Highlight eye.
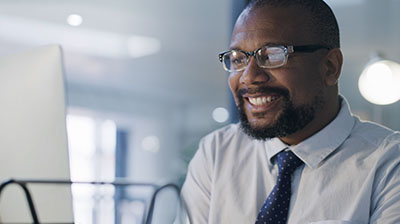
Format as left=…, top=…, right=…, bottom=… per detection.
left=257, top=46, right=287, bottom=68
left=231, top=57, right=246, bottom=65
left=229, top=51, right=247, bottom=65
left=221, top=50, right=249, bottom=72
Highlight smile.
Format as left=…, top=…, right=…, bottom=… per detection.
left=248, top=95, right=280, bottom=106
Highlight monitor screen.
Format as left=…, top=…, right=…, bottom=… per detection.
left=0, top=45, right=73, bottom=223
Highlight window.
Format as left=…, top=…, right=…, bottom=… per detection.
left=67, top=114, right=117, bottom=224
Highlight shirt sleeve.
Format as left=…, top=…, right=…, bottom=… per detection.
left=180, top=137, right=215, bottom=224
left=369, top=134, right=400, bottom=224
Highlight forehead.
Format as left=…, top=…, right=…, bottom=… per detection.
left=231, top=5, right=315, bottom=50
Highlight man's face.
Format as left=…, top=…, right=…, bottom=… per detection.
left=229, top=6, right=329, bottom=141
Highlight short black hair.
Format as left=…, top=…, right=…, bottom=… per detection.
left=245, top=0, right=340, bottom=48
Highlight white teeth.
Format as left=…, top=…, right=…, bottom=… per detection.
left=248, top=96, right=279, bottom=106
left=262, top=97, right=267, bottom=104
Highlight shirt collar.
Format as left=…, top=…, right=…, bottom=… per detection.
left=264, top=137, right=288, bottom=161
left=264, top=96, right=355, bottom=169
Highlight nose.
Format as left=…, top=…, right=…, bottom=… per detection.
left=239, top=56, right=271, bottom=85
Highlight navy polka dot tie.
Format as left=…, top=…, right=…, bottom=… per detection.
left=255, top=150, right=303, bottom=224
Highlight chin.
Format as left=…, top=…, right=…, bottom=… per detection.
left=238, top=97, right=323, bottom=141
left=248, top=117, right=278, bottom=130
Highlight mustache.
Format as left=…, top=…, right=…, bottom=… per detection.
left=237, top=86, right=289, bottom=97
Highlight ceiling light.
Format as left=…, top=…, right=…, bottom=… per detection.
left=0, top=15, right=161, bottom=58
left=212, top=107, right=229, bottom=123
left=358, top=56, right=400, bottom=105
left=142, top=135, right=160, bottom=153
left=67, top=14, right=83, bottom=27
left=127, top=36, right=161, bottom=58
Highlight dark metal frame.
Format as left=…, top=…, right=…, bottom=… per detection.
left=218, top=45, right=331, bottom=72
left=0, top=178, right=180, bottom=224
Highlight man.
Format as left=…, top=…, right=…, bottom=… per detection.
left=180, top=0, right=400, bottom=223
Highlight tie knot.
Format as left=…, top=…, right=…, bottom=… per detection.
left=276, top=150, right=303, bottom=175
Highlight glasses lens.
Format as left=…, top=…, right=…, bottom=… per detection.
left=257, top=46, right=287, bottom=68
left=223, top=50, right=248, bottom=72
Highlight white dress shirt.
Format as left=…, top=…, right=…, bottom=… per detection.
left=180, top=97, right=400, bottom=224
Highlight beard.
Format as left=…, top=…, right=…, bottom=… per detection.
left=237, top=86, right=324, bottom=141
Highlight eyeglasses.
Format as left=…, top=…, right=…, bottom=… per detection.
left=218, top=45, right=330, bottom=72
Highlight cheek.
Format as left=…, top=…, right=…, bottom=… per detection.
left=228, top=73, right=241, bottom=102
left=282, top=69, right=324, bottom=104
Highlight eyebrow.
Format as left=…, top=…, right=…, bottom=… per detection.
left=229, top=42, right=290, bottom=51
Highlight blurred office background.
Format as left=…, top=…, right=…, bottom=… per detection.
left=0, top=0, right=399, bottom=223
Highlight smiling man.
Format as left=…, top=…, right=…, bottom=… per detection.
left=180, top=0, right=400, bottom=223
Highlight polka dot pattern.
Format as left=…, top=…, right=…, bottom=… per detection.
left=255, top=150, right=303, bottom=224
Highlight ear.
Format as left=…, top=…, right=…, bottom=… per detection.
left=323, top=48, right=343, bottom=86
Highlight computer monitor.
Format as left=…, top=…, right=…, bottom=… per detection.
left=0, top=45, right=73, bottom=223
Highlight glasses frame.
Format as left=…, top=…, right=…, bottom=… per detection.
left=218, top=45, right=331, bottom=72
